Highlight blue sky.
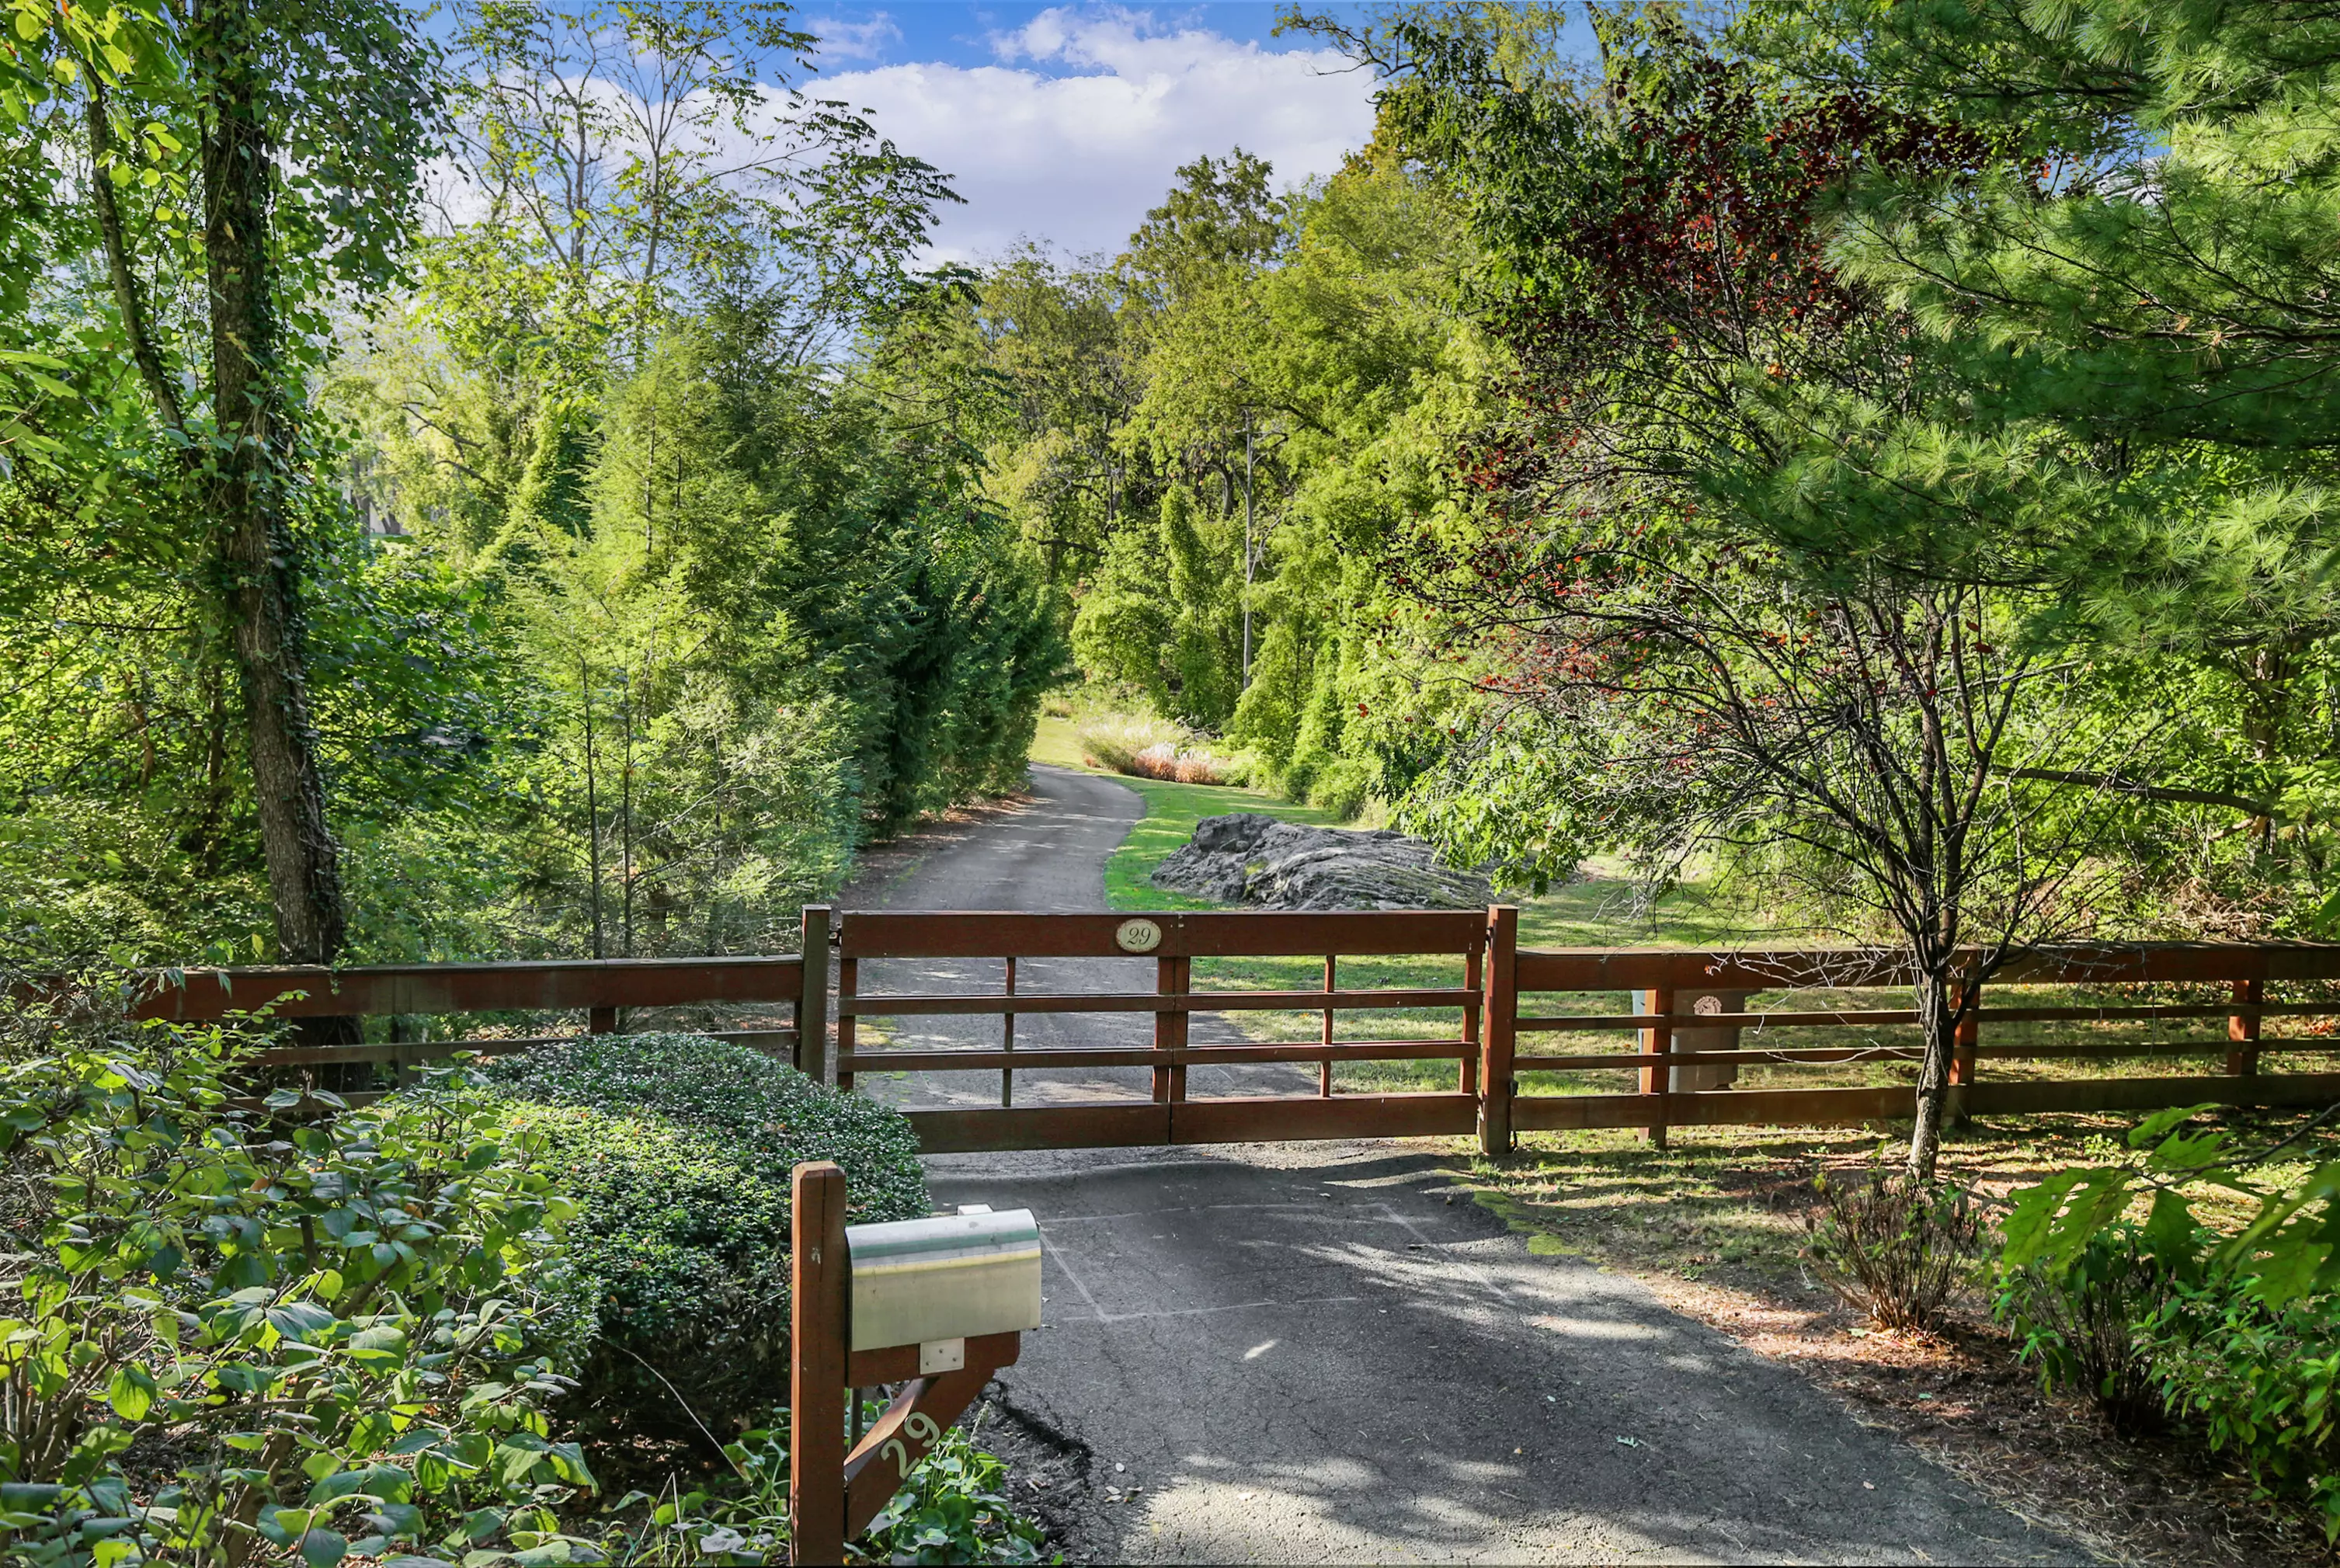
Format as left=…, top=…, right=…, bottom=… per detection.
left=808, top=2, right=1343, bottom=65
left=788, top=4, right=1383, bottom=261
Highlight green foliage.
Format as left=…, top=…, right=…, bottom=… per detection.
left=1072, top=487, right=1243, bottom=728
left=1741, top=0, right=2340, bottom=933
left=493, top=1103, right=794, bottom=1443
left=963, top=143, right=1481, bottom=814
left=856, top=1410, right=1047, bottom=1566
left=606, top=1403, right=1045, bottom=1565
left=481, top=1034, right=927, bottom=1439
left=2000, top=1106, right=2340, bottom=1310
left=1996, top=1225, right=2179, bottom=1429
left=0, top=1015, right=593, bottom=1566
left=0, top=0, right=1063, bottom=972
left=2143, top=1285, right=2340, bottom=1535
left=1999, top=1107, right=2340, bottom=1535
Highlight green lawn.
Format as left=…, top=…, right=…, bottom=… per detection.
left=1031, top=734, right=1765, bottom=1092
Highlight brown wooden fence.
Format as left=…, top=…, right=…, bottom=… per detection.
left=126, top=908, right=830, bottom=1102
left=99, top=906, right=2340, bottom=1150
left=1500, top=940, right=2340, bottom=1153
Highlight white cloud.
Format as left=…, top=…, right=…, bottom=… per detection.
left=806, top=7, right=1378, bottom=262
left=808, top=13, right=902, bottom=62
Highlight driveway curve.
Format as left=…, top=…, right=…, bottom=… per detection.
left=840, top=763, right=2085, bottom=1565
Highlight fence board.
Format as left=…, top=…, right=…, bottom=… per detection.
left=906, top=1104, right=1172, bottom=1153
left=840, top=909, right=1486, bottom=959
left=840, top=1039, right=1471, bottom=1073
left=837, top=986, right=1476, bottom=1017
left=1515, top=941, right=2340, bottom=995
left=134, top=956, right=805, bottom=1020
left=1172, top=1093, right=1476, bottom=1144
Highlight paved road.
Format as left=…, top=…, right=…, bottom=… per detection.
left=841, top=764, right=1310, bottom=1110
left=845, top=764, right=2085, bottom=1565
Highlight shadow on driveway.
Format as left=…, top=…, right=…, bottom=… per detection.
left=934, top=1142, right=2084, bottom=1566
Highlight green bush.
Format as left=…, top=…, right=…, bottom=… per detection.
left=2142, top=1283, right=2340, bottom=1533
left=1999, top=1105, right=2340, bottom=1538
left=1303, top=755, right=1378, bottom=819
left=0, top=1012, right=595, bottom=1567
left=607, top=1401, right=1045, bottom=1565
left=1803, top=1167, right=1982, bottom=1331
left=1998, top=1223, right=2178, bottom=1429
left=480, top=1034, right=929, bottom=1444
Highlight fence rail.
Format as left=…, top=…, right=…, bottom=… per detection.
left=110, top=909, right=829, bottom=1100
left=1500, top=940, right=2340, bottom=1149
left=78, top=907, right=2340, bottom=1151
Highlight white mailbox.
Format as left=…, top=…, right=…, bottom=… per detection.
left=846, top=1205, right=1042, bottom=1355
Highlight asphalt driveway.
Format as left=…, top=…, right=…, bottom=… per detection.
left=841, top=765, right=2086, bottom=1563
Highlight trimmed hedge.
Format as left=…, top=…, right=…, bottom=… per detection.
left=480, top=1032, right=928, bottom=1441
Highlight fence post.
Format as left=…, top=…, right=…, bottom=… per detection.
left=1320, top=955, right=1337, bottom=1098
left=2227, top=975, right=2264, bottom=1077
left=1948, top=972, right=1979, bottom=1123
left=1639, top=986, right=1674, bottom=1149
left=788, top=1160, right=848, bottom=1566
left=1155, top=954, right=1191, bottom=1104
left=587, top=1006, right=617, bottom=1035
left=390, top=1014, right=422, bottom=1088
left=1479, top=906, right=1518, bottom=1156
left=798, top=906, right=833, bottom=1082
left=1950, top=982, right=1979, bottom=1083
left=1003, top=955, right=1017, bottom=1110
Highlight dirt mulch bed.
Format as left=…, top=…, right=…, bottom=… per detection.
left=1464, top=1118, right=2340, bottom=1567
left=1636, top=1269, right=2324, bottom=1567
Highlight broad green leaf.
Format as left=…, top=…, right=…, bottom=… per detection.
left=300, top=1526, right=350, bottom=1566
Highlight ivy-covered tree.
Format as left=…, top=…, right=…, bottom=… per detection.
left=0, top=0, right=443, bottom=967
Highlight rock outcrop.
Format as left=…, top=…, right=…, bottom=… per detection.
left=1150, top=812, right=1492, bottom=911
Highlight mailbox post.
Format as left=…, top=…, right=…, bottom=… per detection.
left=787, top=1161, right=1041, bottom=1565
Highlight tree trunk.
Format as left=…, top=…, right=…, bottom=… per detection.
left=1906, top=964, right=1956, bottom=1181
left=198, top=0, right=349, bottom=972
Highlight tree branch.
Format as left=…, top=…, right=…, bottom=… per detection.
left=2006, top=767, right=2272, bottom=816
left=85, top=75, right=185, bottom=435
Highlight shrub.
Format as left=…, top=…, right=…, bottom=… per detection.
left=1076, top=715, right=1251, bottom=787
left=1998, top=1105, right=2340, bottom=1538
left=609, top=1401, right=1045, bottom=1564
left=1303, top=755, right=1378, bottom=819
left=0, top=1015, right=592, bottom=1567
left=1998, top=1225, right=2178, bottom=1428
left=480, top=1034, right=928, bottom=1443
left=1803, top=1168, right=1982, bottom=1331
left=2142, top=1283, right=2340, bottom=1535
left=484, top=1033, right=927, bottom=1217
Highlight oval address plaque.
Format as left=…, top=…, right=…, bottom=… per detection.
left=1115, top=918, right=1163, bottom=954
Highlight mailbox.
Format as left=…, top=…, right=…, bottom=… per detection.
left=846, top=1205, right=1042, bottom=1354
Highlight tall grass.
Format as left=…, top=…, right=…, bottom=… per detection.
left=1075, top=714, right=1252, bottom=787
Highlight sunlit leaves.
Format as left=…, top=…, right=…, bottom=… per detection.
left=0, top=1031, right=586, bottom=1563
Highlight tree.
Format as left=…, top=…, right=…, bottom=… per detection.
left=5, top=0, right=442, bottom=965
left=1372, top=13, right=2154, bottom=1177
left=1754, top=0, right=2340, bottom=925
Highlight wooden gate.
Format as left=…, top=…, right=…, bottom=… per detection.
left=819, top=909, right=1494, bottom=1154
